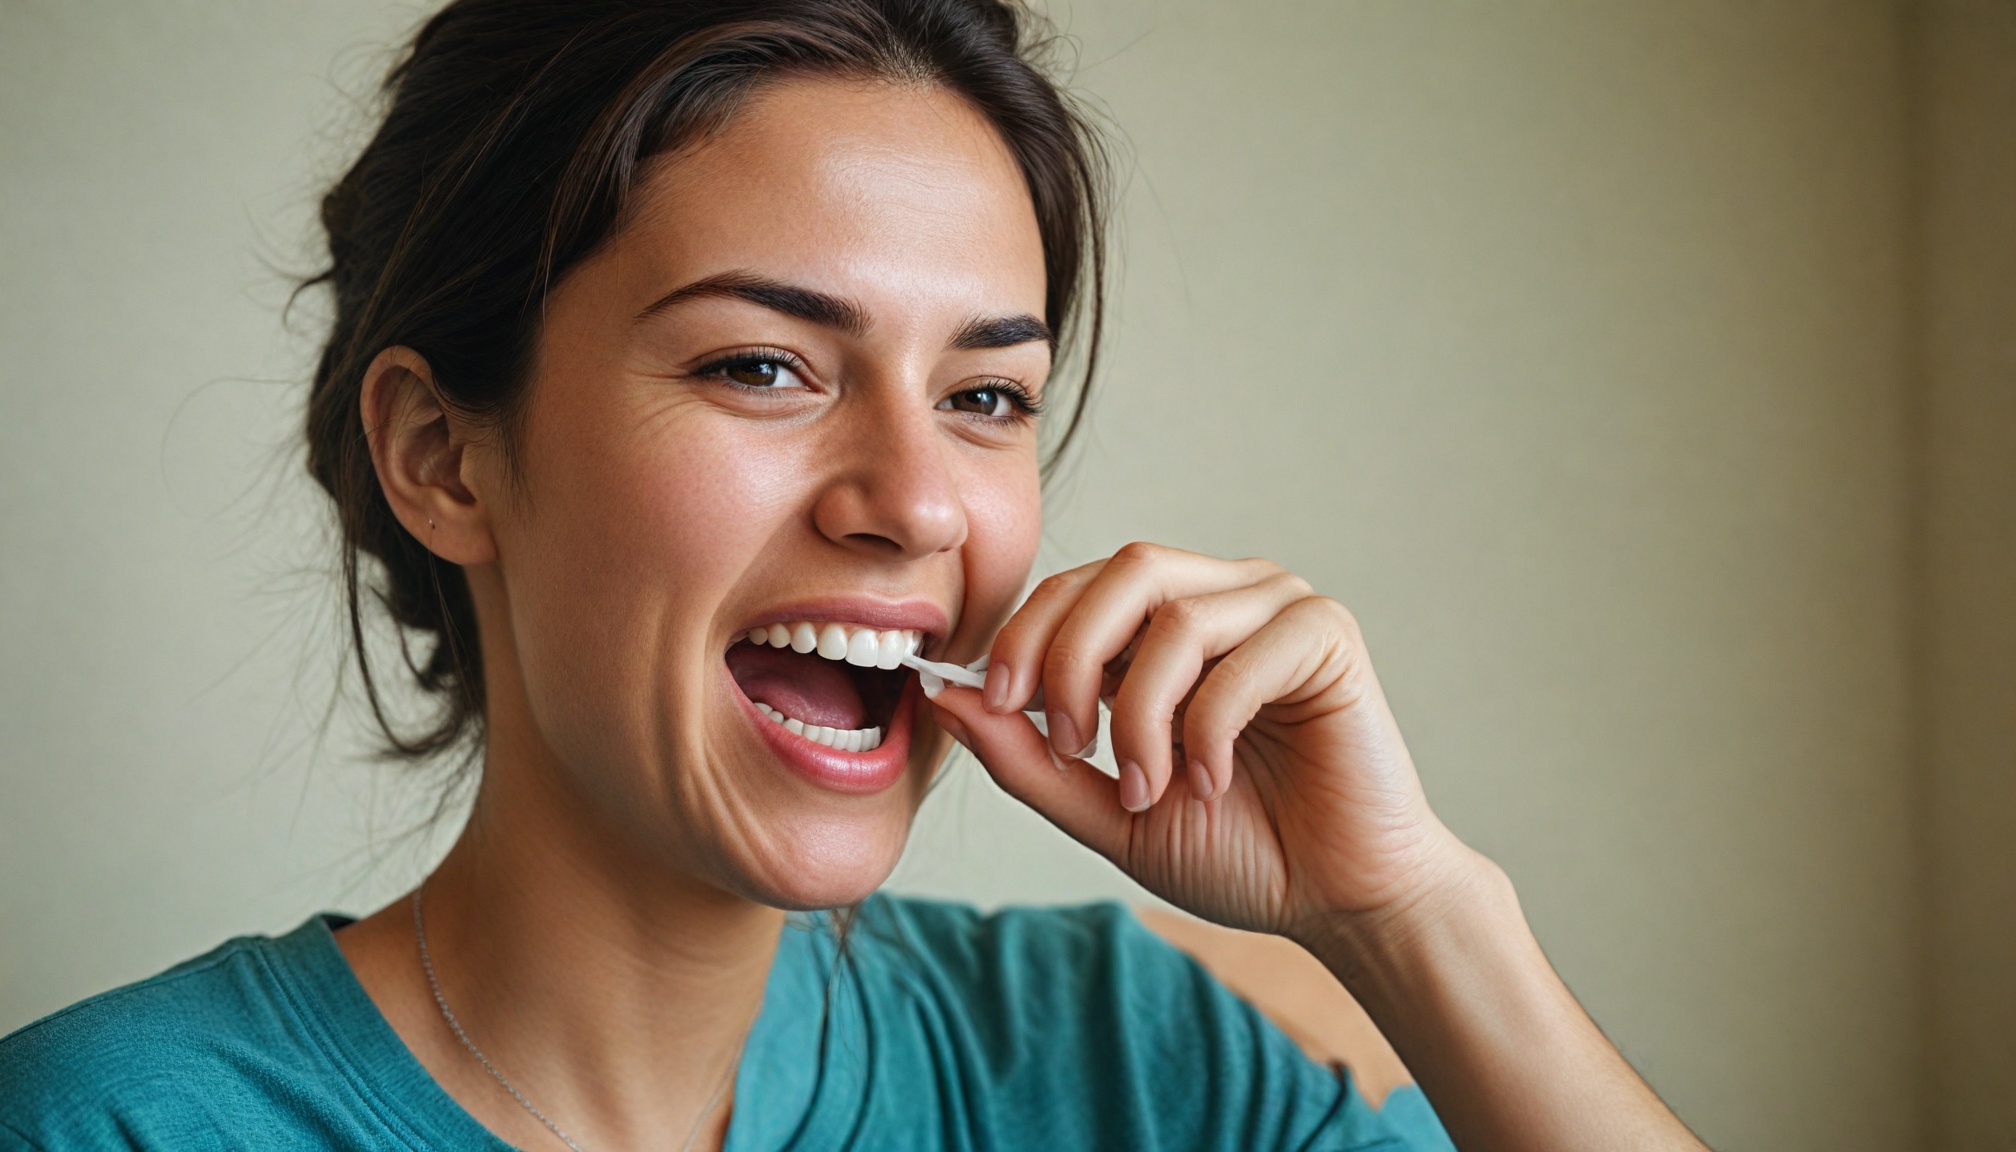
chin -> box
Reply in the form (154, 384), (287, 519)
(717, 805), (918, 912)
(694, 612), (955, 909)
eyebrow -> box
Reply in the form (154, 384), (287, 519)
(637, 271), (869, 337)
(637, 269), (1052, 352)
(950, 312), (1054, 352)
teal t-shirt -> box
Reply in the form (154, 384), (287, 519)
(0, 896), (1452, 1150)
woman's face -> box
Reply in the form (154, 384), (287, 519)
(472, 77), (1049, 909)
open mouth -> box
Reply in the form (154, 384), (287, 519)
(725, 621), (924, 753)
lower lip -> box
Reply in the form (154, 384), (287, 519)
(730, 671), (918, 794)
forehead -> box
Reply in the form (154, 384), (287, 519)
(616, 76), (1048, 322)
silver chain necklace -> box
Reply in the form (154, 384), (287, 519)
(412, 890), (743, 1152)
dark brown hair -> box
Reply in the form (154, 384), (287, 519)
(303, 0), (1109, 764)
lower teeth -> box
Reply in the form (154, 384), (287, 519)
(754, 702), (882, 752)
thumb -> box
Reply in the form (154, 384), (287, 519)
(928, 685), (1128, 859)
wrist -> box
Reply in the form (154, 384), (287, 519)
(1290, 844), (1528, 995)
(1288, 844), (1708, 1151)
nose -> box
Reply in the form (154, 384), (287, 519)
(810, 389), (967, 560)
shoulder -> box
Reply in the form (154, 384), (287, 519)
(848, 895), (1453, 1151)
(858, 893), (1169, 977)
(847, 895), (1224, 1056)
(0, 919), (359, 1150)
(851, 896), (1204, 1031)
(1132, 907), (1417, 1109)
(2, 932), (278, 1094)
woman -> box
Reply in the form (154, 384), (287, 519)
(0, 2), (1706, 1149)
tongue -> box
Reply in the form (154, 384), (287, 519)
(726, 643), (867, 730)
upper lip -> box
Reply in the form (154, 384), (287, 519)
(732, 597), (953, 649)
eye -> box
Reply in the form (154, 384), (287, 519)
(694, 350), (808, 392)
(945, 387), (1009, 417)
(939, 382), (1040, 420)
(726, 359), (783, 388)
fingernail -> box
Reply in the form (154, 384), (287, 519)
(1118, 760), (1150, 812)
(1049, 711), (1081, 759)
(920, 671), (945, 699)
(1188, 759), (1214, 800)
(983, 661), (1012, 712)
(1048, 747), (1073, 773)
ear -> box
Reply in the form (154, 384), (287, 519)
(360, 346), (499, 566)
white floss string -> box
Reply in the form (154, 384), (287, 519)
(899, 652), (1113, 770)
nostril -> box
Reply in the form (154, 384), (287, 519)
(811, 465), (966, 558)
(842, 532), (907, 555)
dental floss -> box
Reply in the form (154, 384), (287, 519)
(900, 652), (988, 692)
(901, 652), (1110, 761)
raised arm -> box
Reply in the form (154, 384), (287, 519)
(926, 543), (1706, 1152)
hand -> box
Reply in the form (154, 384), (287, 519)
(927, 543), (1477, 939)
(932, 545), (1712, 1150)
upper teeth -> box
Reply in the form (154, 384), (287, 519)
(743, 621), (923, 671)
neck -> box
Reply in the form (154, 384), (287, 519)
(341, 719), (783, 1152)
(417, 715), (784, 1150)
(337, 568), (791, 1150)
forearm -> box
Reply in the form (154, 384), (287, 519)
(1297, 852), (1706, 1152)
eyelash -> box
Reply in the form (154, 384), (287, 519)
(692, 348), (1044, 423)
(959, 379), (1045, 421)
(692, 347), (807, 388)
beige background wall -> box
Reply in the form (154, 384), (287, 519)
(1918, 3), (2016, 1149)
(0, 2), (2003, 1149)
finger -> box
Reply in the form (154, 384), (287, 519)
(1041, 543), (1284, 764)
(1181, 597), (1401, 801)
(1107, 573), (1315, 808)
(927, 685), (1130, 859)
(983, 560), (1106, 715)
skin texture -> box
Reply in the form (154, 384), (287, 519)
(339, 78), (1047, 1151)
(336, 75), (1707, 1152)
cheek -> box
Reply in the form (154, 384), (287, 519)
(625, 422), (808, 579)
(502, 408), (803, 744)
(956, 463), (1042, 639)
(541, 426), (782, 603)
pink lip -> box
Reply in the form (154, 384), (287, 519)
(729, 671), (920, 794)
(725, 595), (942, 795)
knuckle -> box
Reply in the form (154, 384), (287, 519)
(1267, 570), (1315, 599)
(1113, 681), (1178, 728)
(993, 610), (1040, 644)
(1030, 571), (1079, 602)
(1297, 595), (1361, 636)
(1110, 540), (1165, 570)
(1181, 697), (1233, 745)
(990, 627), (1034, 660)
(1242, 556), (1287, 579)
(1043, 642), (1103, 683)
(1152, 595), (1210, 634)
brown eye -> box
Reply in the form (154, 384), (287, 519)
(945, 387), (1008, 417)
(724, 359), (781, 388)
